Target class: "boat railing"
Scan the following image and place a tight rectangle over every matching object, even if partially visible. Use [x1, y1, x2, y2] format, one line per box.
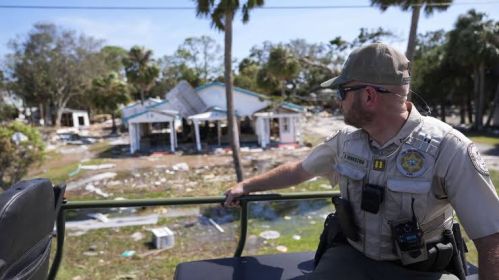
[49, 191, 340, 279]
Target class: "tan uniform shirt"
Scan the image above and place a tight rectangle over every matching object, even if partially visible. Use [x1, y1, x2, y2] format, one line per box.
[302, 103, 499, 260]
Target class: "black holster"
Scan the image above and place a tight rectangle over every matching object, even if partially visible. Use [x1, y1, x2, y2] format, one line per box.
[446, 223, 468, 280]
[313, 212, 347, 268]
[405, 224, 468, 280]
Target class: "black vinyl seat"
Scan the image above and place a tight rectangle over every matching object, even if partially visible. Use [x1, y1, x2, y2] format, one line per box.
[174, 252, 314, 280]
[0, 179, 65, 280]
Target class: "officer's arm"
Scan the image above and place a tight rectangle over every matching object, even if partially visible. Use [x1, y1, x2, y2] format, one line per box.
[224, 161, 314, 207]
[240, 160, 313, 192]
[474, 232, 499, 280]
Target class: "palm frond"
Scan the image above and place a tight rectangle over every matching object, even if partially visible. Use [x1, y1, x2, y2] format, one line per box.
[195, 0, 214, 16]
[211, 4, 226, 31]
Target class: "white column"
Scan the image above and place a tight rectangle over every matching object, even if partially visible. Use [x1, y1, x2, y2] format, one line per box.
[173, 121, 178, 148]
[296, 116, 303, 145]
[255, 117, 263, 147]
[72, 113, 79, 128]
[169, 120, 175, 152]
[264, 118, 271, 147]
[136, 123, 142, 152]
[129, 123, 135, 154]
[84, 113, 90, 126]
[217, 121, 222, 146]
[194, 120, 201, 151]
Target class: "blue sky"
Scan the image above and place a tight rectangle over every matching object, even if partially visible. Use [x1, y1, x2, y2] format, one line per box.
[1, 0, 498, 62]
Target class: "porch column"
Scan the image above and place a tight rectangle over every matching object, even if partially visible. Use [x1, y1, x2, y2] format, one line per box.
[173, 120, 178, 148]
[264, 118, 271, 147]
[217, 121, 222, 146]
[129, 123, 136, 154]
[296, 117, 303, 145]
[169, 120, 175, 152]
[72, 113, 79, 128]
[256, 117, 263, 147]
[193, 120, 201, 151]
[136, 123, 142, 152]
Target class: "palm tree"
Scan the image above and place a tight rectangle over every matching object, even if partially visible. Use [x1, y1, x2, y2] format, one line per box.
[447, 10, 499, 130]
[266, 47, 300, 99]
[89, 72, 130, 134]
[123, 46, 159, 104]
[370, 0, 452, 61]
[195, 0, 265, 182]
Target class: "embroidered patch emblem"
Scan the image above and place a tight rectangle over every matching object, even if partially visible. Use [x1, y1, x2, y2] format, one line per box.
[373, 159, 386, 171]
[468, 143, 489, 176]
[397, 149, 427, 177]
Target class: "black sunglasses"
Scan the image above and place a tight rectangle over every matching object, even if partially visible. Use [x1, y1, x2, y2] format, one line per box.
[336, 85, 391, 100]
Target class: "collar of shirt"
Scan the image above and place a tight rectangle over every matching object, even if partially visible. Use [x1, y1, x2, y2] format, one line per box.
[368, 102, 423, 151]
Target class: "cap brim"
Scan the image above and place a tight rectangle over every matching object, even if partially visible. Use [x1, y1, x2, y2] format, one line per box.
[320, 75, 348, 89]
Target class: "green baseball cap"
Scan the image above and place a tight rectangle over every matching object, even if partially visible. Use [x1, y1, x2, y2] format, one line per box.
[321, 43, 411, 89]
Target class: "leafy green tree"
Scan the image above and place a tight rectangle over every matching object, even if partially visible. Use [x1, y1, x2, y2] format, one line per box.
[7, 23, 104, 127]
[67, 45, 129, 114]
[0, 121, 44, 190]
[175, 36, 223, 83]
[100, 46, 128, 74]
[123, 46, 160, 104]
[234, 58, 264, 92]
[88, 72, 130, 134]
[412, 30, 473, 124]
[195, 0, 265, 182]
[371, 0, 452, 60]
[0, 104, 18, 123]
[447, 10, 499, 129]
[260, 47, 299, 98]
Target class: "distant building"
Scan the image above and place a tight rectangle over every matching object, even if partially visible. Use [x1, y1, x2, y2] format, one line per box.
[60, 108, 90, 128]
[121, 99, 180, 154]
[121, 81, 305, 153]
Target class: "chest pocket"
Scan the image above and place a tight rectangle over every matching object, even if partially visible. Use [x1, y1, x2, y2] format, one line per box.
[385, 179, 432, 222]
[335, 162, 366, 209]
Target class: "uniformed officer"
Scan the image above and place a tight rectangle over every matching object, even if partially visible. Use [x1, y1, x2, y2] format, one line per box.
[223, 43, 499, 280]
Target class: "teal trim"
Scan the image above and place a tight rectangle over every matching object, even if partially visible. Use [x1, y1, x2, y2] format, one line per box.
[123, 100, 172, 122]
[123, 107, 176, 123]
[282, 102, 305, 113]
[195, 81, 267, 99]
[195, 82, 304, 113]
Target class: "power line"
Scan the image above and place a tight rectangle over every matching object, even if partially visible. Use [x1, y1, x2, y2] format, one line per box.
[0, 1, 497, 11]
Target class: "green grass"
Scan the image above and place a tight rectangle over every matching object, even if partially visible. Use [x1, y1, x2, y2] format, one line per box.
[460, 169, 499, 266]
[463, 131, 499, 146]
[89, 141, 112, 154]
[303, 134, 324, 147]
[82, 158, 109, 165]
[30, 162, 83, 185]
[55, 215, 241, 279]
[247, 208, 325, 255]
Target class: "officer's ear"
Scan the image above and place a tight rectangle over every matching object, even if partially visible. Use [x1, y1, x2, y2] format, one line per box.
[364, 86, 378, 108]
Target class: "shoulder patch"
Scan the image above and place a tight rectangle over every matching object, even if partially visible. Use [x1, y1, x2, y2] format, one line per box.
[467, 143, 489, 176]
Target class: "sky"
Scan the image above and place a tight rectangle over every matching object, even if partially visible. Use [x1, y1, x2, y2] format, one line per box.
[0, 0, 498, 62]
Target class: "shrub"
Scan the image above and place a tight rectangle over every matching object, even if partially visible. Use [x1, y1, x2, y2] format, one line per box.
[0, 121, 44, 190]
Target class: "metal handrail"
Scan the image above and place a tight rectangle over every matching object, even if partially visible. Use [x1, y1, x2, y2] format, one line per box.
[49, 191, 339, 279]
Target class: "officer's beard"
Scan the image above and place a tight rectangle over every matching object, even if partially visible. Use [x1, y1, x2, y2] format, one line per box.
[343, 95, 373, 128]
